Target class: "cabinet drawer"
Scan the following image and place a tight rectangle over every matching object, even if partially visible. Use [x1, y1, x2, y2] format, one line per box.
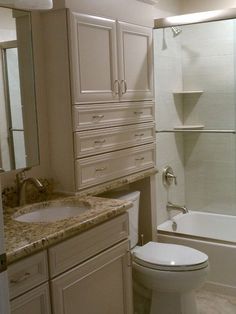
[74, 123, 155, 158]
[8, 251, 48, 300]
[48, 213, 128, 277]
[73, 102, 154, 131]
[76, 143, 155, 189]
[11, 283, 51, 314]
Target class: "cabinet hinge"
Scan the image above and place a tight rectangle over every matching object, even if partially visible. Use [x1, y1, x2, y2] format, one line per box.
[0, 253, 7, 273]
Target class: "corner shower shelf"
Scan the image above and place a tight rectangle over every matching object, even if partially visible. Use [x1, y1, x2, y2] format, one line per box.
[173, 90, 203, 95]
[156, 129, 236, 134]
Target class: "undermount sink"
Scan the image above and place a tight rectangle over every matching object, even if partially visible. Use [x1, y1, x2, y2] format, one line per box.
[14, 205, 89, 223]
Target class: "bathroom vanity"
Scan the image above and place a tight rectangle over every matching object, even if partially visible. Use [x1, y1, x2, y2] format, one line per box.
[5, 196, 133, 314]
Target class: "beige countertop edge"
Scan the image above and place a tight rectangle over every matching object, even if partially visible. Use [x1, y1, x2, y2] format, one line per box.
[76, 168, 158, 197]
[5, 198, 132, 265]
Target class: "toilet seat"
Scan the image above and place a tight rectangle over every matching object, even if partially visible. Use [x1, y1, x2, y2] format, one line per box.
[132, 242, 208, 271]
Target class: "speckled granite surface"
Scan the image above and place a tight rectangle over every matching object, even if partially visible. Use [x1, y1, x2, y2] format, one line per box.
[4, 195, 132, 265]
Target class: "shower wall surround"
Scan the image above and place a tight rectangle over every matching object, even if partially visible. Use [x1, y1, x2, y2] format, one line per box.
[155, 19, 236, 222]
[154, 28, 185, 224]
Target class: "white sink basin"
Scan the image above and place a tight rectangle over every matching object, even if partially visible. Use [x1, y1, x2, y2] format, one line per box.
[14, 205, 89, 223]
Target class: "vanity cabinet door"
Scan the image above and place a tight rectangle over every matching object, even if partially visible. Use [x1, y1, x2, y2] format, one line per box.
[11, 283, 51, 314]
[70, 13, 119, 104]
[51, 240, 133, 314]
[117, 21, 153, 101]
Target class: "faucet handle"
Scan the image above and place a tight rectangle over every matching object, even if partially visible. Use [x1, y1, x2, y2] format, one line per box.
[162, 166, 177, 186]
[166, 173, 177, 185]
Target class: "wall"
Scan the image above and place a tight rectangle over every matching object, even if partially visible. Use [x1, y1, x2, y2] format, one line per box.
[154, 17, 236, 221]
[181, 0, 236, 13]
[182, 20, 236, 215]
[65, 0, 181, 27]
[154, 28, 185, 224]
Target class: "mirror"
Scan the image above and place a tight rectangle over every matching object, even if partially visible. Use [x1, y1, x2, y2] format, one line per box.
[0, 7, 39, 172]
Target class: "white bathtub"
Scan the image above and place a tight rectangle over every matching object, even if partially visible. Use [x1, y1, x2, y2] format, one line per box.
[157, 211, 236, 295]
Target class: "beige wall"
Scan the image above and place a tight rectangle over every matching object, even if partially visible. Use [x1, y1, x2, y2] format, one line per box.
[65, 0, 181, 27]
[181, 0, 236, 13]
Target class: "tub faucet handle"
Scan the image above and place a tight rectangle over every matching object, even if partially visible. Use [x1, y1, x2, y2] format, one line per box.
[166, 173, 177, 185]
[163, 166, 177, 186]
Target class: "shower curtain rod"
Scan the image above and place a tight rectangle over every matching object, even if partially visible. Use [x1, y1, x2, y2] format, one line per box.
[154, 8, 236, 29]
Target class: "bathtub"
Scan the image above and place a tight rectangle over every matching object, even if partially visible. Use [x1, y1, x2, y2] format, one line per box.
[157, 211, 236, 295]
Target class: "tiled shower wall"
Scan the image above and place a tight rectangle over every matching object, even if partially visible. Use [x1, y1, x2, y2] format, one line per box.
[183, 20, 236, 215]
[155, 19, 236, 223]
[154, 28, 185, 224]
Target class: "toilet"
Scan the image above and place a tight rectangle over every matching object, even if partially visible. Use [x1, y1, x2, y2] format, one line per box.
[113, 190, 209, 314]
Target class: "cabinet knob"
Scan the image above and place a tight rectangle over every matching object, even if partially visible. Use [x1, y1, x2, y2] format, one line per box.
[134, 111, 143, 115]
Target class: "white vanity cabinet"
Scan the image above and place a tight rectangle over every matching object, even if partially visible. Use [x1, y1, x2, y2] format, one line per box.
[51, 241, 132, 314]
[48, 213, 133, 314]
[8, 214, 133, 314]
[70, 13, 153, 104]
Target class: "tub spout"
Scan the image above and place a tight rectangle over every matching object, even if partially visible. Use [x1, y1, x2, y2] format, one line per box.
[166, 202, 189, 214]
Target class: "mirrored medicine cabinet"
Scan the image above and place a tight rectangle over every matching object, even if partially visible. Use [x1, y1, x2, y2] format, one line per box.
[0, 7, 39, 172]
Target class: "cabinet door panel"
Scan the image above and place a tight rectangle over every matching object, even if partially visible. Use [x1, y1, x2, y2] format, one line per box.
[118, 22, 153, 101]
[51, 241, 133, 314]
[11, 283, 51, 314]
[70, 13, 119, 104]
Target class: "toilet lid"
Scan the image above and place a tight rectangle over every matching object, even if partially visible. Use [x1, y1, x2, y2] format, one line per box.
[132, 242, 208, 271]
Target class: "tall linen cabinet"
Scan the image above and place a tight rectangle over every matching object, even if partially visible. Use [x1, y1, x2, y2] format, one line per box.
[41, 8, 155, 193]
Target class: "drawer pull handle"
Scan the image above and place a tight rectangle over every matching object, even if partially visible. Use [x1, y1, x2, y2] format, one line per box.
[10, 272, 31, 284]
[95, 167, 107, 172]
[135, 133, 144, 137]
[113, 80, 120, 95]
[93, 115, 104, 119]
[135, 157, 145, 161]
[121, 80, 127, 94]
[134, 111, 143, 115]
[94, 139, 106, 144]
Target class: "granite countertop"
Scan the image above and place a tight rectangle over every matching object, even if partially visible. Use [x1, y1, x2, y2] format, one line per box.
[4, 195, 132, 265]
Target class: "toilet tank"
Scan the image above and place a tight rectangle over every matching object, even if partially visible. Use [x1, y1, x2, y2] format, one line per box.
[107, 191, 140, 249]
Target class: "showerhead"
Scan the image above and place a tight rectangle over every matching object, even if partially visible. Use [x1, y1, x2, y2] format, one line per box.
[171, 26, 182, 36]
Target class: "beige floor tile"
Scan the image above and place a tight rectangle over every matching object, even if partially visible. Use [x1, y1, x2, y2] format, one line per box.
[196, 289, 236, 314]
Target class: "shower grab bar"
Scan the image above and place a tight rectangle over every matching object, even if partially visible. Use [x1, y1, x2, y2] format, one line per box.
[156, 130, 236, 134]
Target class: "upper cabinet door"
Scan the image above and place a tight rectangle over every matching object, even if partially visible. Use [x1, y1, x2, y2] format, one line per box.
[70, 13, 119, 104]
[117, 22, 154, 101]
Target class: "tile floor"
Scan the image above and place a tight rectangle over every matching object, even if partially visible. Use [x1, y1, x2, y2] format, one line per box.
[196, 289, 236, 314]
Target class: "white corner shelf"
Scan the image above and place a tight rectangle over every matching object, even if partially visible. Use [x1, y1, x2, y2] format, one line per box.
[173, 90, 203, 95]
[174, 125, 204, 130]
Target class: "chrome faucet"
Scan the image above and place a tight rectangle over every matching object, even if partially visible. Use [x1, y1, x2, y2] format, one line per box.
[16, 169, 45, 206]
[166, 202, 189, 214]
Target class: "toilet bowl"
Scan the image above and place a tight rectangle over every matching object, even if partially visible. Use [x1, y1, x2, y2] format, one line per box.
[108, 191, 209, 314]
[132, 242, 209, 314]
